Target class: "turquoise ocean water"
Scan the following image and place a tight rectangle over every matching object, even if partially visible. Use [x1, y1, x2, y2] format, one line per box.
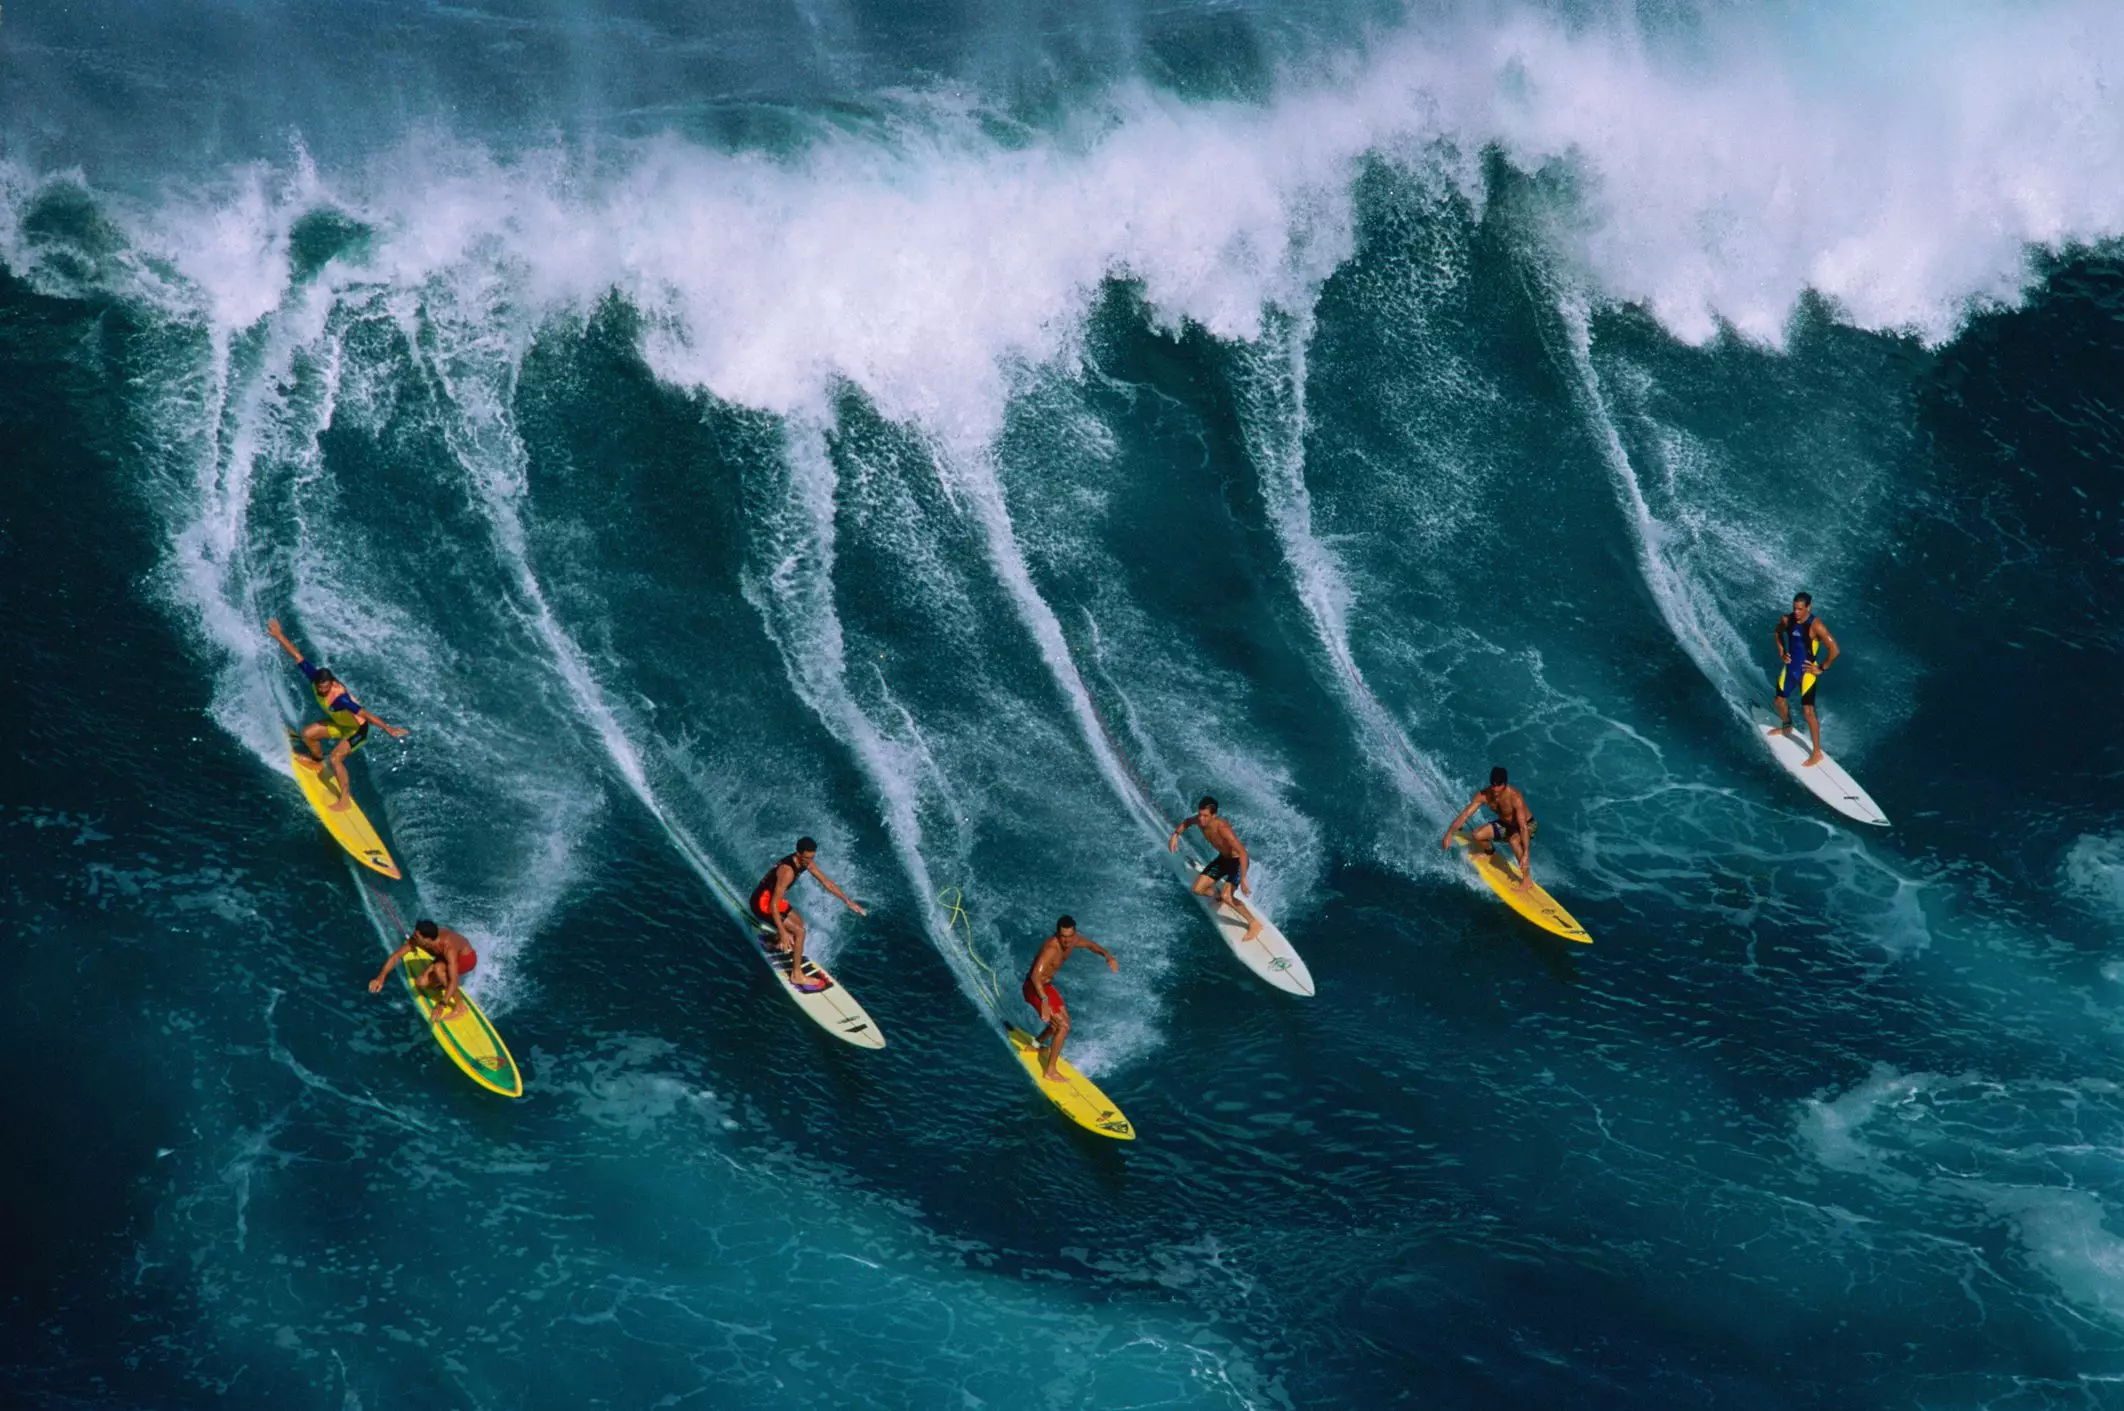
[4, 2, 2123, 1406]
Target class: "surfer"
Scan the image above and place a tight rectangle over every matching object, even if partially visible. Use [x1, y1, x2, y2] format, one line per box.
[368, 919, 475, 1023]
[266, 619, 408, 811]
[1023, 916, 1118, 1083]
[1168, 795, 1262, 941]
[1770, 591, 1840, 767]
[753, 837, 866, 993]
[1442, 767, 1536, 892]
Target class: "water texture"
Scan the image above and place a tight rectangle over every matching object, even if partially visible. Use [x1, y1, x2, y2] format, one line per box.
[3, 2, 2122, 1407]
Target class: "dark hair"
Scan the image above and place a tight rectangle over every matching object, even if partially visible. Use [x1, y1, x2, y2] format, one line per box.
[1794, 591, 1813, 607]
[414, 918, 439, 940]
[1056, 914, 1076, 931]
[1197, 795, 1219, 814]
[796, 836, 818, 854]
[1489, 766, 1508, 787]
[313, 668, 338, 686]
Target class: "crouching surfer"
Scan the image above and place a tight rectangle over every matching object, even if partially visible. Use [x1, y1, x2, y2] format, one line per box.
[1023, 916, 1117, 1082]
[753, 837, 867, 993]
[369, 919, 475, 1023]
[1442, 766, 1536, 892]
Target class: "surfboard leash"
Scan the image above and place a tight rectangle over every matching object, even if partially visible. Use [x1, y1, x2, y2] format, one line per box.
[935, 885, 1006, 1020]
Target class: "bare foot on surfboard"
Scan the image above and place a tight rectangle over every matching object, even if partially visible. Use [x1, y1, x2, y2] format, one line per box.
[1802, 751, 1824, 767]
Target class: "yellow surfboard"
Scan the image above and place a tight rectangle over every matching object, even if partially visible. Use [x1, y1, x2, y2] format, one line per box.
[1006, 1026, 1134, 1140]
[289, 748, 400, 879]
[1451, 831, 1591, 944]
[400, 952, 523, 1098]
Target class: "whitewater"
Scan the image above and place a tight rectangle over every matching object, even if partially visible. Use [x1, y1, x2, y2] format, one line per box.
[3, 1, 2123, 1406]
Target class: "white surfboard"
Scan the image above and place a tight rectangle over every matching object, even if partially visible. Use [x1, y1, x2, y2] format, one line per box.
[1170, 853, 1315, 996]
[745, 918, 886, 1048]
[1750, 704, 1889, 827]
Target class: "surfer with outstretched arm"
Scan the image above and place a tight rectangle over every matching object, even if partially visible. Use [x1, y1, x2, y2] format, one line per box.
[266, 619, 407, 811]
[1023, 916, 1117, 1083]
[368, 919, 476, 1023]
[1442, 766, 1536, 892]
[1770, 591, 1840, 767]
[752, 837, 866, 993]
[1169, 795, 1263, 941]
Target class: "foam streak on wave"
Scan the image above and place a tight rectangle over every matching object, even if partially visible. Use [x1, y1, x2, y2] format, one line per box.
[1237, 311, 1456, 830]
[1541, 286, 1759, 714]
[740, 423, 999, 1018]
[937, 445, 1175, 842]
[402, 289, 757, 938]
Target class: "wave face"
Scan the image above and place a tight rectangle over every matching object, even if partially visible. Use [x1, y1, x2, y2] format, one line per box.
[4, 2, 2124, 1407]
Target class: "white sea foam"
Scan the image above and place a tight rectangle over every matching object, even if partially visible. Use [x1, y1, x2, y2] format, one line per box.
[7, 0, 2118, 1055]
[1800, 1065, 2124, 1326]
[740, 422, 983, 996]
[2064, 835, 2124, 919]
[1234, 311, 1459, 838]
[9, 4, 2124, 416]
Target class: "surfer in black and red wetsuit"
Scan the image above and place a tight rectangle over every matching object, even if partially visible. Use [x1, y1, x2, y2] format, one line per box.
[752, 838, 866, 993]
[368, 919, 477, 1022]
[1022, 916, 1117, 1082]
[1770, 591, 1841, 766]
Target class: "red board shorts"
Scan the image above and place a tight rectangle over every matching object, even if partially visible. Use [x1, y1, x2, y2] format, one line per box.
[752, 889, 792, 919]
[418, 947, 475, 978]
[1023, 976, 1066, 1020]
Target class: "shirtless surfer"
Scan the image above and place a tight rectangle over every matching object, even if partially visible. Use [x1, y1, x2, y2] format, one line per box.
[1442, 766, 1536, 892]
[752, 837, 866, 993]
[1022, 916, 1117, 1082]
[1770, 591, 1841, 767]
[267, 619, 408, 811]
[368, 919, 476, 1023]
[1168, 795, 1262, 941]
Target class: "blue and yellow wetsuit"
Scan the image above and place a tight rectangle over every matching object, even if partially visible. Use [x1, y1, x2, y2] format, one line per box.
[1774, 613, 1823, 707]
[299, 659, 369, 751]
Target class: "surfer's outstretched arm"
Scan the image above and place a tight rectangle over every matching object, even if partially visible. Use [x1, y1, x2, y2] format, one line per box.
[266, 618, 307, 665]
[1167, 816, 1197, 852]
[806, 864, 867, 917]
[367, 943, 414, 993]
[356, 706, 410, 740]
[1441, 795, 1481, 848]
[1070, 935, 1119, 973]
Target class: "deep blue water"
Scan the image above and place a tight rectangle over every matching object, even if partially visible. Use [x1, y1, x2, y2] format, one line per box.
[4, 2, 2124, 1407]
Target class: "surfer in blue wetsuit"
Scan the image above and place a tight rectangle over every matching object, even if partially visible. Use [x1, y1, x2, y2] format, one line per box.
[1442, 767, 1536, 891]
[1770, 592, 1840, 767]
[267, 619, 408, 811]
